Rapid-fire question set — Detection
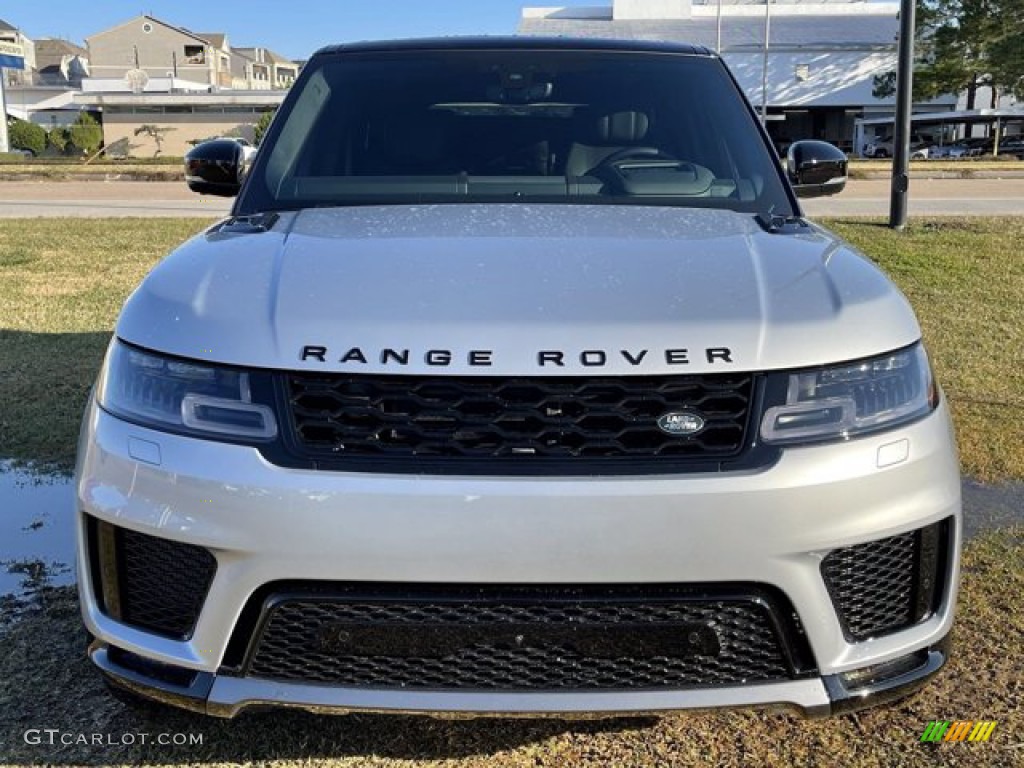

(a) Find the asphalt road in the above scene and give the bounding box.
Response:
[802,177,1024,217]
[0,178,1022,218]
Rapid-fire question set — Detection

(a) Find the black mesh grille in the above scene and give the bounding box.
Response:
[821,520,948,642]
[117,527,217,639]
[284,373,755,470]
[243,585,808,690]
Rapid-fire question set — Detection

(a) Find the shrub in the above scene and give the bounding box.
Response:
[8,119,46,156]
[253,110,275,146]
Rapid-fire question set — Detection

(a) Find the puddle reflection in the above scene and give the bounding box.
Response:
[0,461,75,599]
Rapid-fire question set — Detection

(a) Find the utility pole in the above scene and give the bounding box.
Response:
[0,68,8,153]
[889,0,915,229]
[716,0,723,54]
[761,0,771,123]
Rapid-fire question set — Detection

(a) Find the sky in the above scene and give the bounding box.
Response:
[5,1,604,62]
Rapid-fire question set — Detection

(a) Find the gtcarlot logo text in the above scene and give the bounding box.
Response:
[24,729,204,747]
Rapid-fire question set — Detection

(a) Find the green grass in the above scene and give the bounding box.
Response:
[1,527,1020,766]
[0,217,1022,481]
[0,220,209,465]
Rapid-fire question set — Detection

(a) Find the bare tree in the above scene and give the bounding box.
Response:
[133,124,176,157]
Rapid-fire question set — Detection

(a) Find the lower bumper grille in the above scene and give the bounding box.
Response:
[87,516,217,639]
[241,584,813,690]
[821,518,951,642]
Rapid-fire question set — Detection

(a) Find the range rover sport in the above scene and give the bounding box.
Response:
[76,38,961,718]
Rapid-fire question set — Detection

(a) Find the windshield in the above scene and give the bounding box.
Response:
[237,48,795,216]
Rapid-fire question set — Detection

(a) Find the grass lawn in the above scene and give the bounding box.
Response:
[1,216,1022,481]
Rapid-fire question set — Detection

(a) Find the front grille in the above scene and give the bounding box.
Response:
[283,372,756,472]
[89,517,217,639]
[241,584,812,690]
[821,519,949,642]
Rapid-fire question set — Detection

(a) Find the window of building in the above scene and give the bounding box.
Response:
[184,45,205,65]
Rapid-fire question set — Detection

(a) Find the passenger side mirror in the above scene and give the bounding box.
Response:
[787,140,847,198]
[184,139,244,197]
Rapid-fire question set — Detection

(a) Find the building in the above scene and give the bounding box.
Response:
[74,14,300,155]
[33,38,90,87]
[86,15,234,91]
[518,0,957,150]
[233,47,299,89]
[2,24,90,131]
[0,17,36,86]
[74,90,285,156]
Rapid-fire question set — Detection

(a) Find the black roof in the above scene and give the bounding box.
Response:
[313,36,712,58]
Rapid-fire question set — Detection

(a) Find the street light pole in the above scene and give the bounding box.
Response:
[761,0,771,123]
[0,68,9,154]
[717,0,723,54]
[889,0,916,229]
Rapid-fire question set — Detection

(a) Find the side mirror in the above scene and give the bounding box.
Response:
[787,140,848,198]
[184,139,244,197]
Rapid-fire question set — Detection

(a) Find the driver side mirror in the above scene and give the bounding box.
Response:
[184,139,244,197]
[787,140,847,198]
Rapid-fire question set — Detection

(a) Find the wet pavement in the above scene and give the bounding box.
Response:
[0,459,1021,602]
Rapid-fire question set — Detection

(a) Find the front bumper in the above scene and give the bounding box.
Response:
[90,635,951,718]
[76,397,962,718]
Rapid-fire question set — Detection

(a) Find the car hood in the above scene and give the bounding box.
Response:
[117,204,920,374]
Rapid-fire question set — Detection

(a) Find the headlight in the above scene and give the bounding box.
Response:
[97,339,277,440]
[760,343,936,445]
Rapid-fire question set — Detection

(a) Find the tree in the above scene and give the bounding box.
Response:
[253,110,276,146]
[874,0,1024,106]
[133,124,175,157]
[69,112,103,155]
[989,0,1024,99]
[7,119,46,156]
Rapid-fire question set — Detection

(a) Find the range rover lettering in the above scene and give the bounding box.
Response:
[76,38,961,718]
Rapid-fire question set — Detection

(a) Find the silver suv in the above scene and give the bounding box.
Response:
[77,38,960,719]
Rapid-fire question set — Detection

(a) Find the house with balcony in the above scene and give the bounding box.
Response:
[85,15,233,91]
[233,47,299,89]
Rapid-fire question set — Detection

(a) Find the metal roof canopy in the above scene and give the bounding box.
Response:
[856,107,1024,128]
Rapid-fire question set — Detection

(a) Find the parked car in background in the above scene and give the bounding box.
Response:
[863,133,932,159]
[953,137,1023,158]
[926,143,970,160]
[998,138,1024,159]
